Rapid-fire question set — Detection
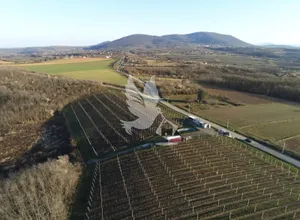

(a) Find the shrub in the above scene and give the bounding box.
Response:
[0,156,81,220]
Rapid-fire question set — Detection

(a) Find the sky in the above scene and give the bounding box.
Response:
[0,0,299,47]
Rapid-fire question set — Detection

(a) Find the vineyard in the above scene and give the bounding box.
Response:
[65,87,300,220]
[64,88,186,160]
[81,136,300,220]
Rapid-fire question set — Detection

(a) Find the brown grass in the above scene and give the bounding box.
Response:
[284,136,300,154]
[201,85,272,105]
[0,156,81,220]
[0,67,103,170]
[146,59,178,66]
[8,57,109,66]
[0,61,13,65]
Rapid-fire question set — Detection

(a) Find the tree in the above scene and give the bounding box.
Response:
[197,88,207,102]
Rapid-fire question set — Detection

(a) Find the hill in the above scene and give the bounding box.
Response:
[163,32,250,47]
[88,32,251,50]
[261,44,300,49]
[0,46,83,54]
[0,67,103,173]
[88,34,176,50]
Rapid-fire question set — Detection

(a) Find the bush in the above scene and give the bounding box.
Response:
[197,88,207,101]
[0,67,103,128]
[0,156,81,220]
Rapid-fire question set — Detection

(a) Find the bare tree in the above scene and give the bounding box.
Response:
[0,156,81,220]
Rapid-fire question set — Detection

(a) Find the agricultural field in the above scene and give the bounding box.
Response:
[64,88,186,161]
[167,86,300,156]
[77,136,300,220]
[146,59,178,66]
[11,58,127,85]
[0,60,13,65]
[61,84,300,220]
[201,85,272,105]
[158,52,279,69]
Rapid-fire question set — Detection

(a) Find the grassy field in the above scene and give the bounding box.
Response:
[13,58,127,85]
[201,85,272,105]
[167,87,300,155]
[0,60,13,65]
[198,103,300,155]
[159,52,279,69]
[285,136,300,153]
[146,59,178,66]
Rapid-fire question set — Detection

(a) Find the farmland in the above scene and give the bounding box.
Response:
[197,103,300,154]
[3,53,300,219]
[61,83,300,219]
[78,137,300,220]
[12,58,127,85]
[165,84,300,157]
[201,85,272,105]
[63,88,186,161]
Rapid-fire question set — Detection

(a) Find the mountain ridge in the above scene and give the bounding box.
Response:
[87,32,252,50]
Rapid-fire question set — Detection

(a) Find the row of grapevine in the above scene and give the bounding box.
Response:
[82,136,300,219]
[67,88,186,159]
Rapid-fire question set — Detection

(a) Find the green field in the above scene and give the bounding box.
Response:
[167,91,300,156]
[197,103,300,154]
[21,59,127,85]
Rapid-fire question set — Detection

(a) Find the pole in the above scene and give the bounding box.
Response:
[282,141,285,153]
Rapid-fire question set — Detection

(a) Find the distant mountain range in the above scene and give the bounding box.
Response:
[0,46,82,54]
[87,32,251,49]
[2,32,300,54]
[259,44,300,49]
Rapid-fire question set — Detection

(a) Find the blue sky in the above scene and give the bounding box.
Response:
[0,0,299,47]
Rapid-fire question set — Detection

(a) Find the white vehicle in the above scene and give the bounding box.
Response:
[188,116,211,129]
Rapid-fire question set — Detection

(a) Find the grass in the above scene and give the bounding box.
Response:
[285,136,300,154]
[146,59,177,66]
[0,60,13,65]
[63,106,97,161]
[15,58,127,85]
[196,103,300,155]
[165,91,300,156]
[240,119,300,141]
[201,85,272,105]
[160,52,279,69]
[198,103,300,128]
[69,164,95,220]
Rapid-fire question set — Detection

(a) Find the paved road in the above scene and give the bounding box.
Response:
[116,57,300,168]
[161,94,300,168]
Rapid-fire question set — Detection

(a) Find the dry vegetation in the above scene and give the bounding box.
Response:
[16,57,108,66]
[155,78,200,96]
[122,55,300,102]
[0,67,103,173]
[201,85,272,105]
[0,67,102,127]
[0,156,81,220]
[123,54,300,157]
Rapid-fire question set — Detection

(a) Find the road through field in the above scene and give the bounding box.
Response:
[117,56,300,168]
[161,101,300,168]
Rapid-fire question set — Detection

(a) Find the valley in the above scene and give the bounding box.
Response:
[1,32,300,220]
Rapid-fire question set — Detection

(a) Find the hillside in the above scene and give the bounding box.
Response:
[0,67,103,174]
[88,32,251,50]
[163,32,250,47]
[0,46,83,55]
[88,34,176,50]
